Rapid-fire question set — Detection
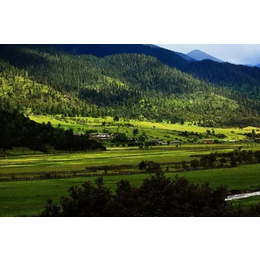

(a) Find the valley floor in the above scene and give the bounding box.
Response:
[0,145,260,216]
[1,116,260,217]
[0,144,248,174]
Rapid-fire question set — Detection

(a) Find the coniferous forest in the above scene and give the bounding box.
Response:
[1,44,260,127]
[0,110,105,152]
[2,44,260,218]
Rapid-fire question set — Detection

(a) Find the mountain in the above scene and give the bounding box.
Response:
[54,44,189,69]
[43,45,260,99]
[182,60,260,99]
[175,51,196,61]
[143,44,161,49]
[0,59,93,115]
[244,63,260,68]
[1,44,260,126]
[187,49,223,63]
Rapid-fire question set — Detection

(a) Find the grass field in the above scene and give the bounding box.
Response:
[1,115,260,216]
[0,164,260,216]
[0,144,254,174]
[230,195,260,210]
[29,115,260,142]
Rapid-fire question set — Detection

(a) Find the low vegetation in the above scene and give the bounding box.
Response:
[40,173,260,217]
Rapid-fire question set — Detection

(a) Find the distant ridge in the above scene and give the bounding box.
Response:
[187,49,223,63]
[243,63,260,67]
[245,63,260,68]
[175,51,196,61]
[55,44,189,69]
[143,44,161,49]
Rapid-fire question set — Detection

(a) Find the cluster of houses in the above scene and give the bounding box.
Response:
[73,132,114,140]
[203,139,214,144]
[89,133,114,140]
[74,132,260,145]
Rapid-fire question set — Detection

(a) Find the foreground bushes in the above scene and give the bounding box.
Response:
[40,173,259,217]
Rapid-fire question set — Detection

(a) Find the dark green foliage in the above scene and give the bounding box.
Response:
[40,173,237,217]
[30,44,260,100]
[49,44,189,68]
[241,203,260,217]
[133,128,139,136]
[0,110,105,152]
[230,157,237,167]
[182,60,260,100]
[219,158,227,164]
[2,44,260,126]
[0,59,94,116]
[113,115,119,121]
[138,160,146,170]
[190,159,200,169]
[199,154,217,168]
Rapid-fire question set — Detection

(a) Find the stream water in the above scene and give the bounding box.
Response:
[225,191,260,201]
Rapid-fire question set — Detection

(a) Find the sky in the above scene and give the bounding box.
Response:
[156,44,260,65]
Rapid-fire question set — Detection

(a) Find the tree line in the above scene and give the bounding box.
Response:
[0,110,105,152]
[40,173,260,217]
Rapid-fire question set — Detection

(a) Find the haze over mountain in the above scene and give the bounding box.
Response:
[244,63,260,67]
[174,51,196,61]
[187,49,223,63]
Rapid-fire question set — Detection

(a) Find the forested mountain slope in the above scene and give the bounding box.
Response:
[0,59,102,116]
[1,44,260,126]
[2,44,260,99]
[52,44,260,100]
[0,44,189,73]
[182,60,260,99]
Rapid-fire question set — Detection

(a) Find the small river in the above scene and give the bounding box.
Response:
[226,191,260,201]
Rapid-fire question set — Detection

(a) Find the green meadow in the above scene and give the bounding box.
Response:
[0,144,247,175]
[1,115,260,216]
[1,164,260,217]
[29,115,260,141]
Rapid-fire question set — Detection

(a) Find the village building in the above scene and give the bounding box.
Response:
[97,133,113,140]
[89,133,98,138]
[151,139,164,145]
[203,139,214,144]
[89,133,114,140]
[169,141,182,144]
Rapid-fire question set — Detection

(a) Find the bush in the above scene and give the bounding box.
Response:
[40,173,237,217]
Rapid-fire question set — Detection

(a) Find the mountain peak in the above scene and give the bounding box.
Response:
[187,49,223,63]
